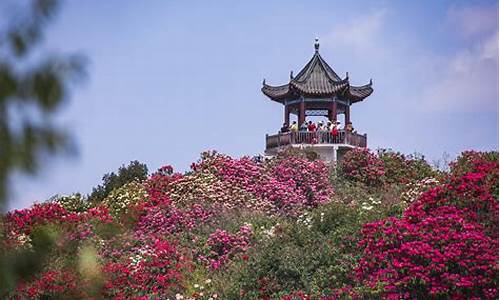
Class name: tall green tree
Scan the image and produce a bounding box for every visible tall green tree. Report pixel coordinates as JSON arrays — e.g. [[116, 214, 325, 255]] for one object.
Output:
[[88, 160, 149, 205], [0, 0, 85, 210]]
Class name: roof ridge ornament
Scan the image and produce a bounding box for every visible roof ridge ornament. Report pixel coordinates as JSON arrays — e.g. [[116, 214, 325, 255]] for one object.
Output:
[[345, 72, 349, 80], [263, 78, 266, 85], [290, 70, 294, 79], [314, 37, 320, 52], [370, 78, 373, 85]]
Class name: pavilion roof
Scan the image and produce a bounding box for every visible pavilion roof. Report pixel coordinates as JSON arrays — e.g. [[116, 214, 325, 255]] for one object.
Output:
[[262, 39, 373, 104]]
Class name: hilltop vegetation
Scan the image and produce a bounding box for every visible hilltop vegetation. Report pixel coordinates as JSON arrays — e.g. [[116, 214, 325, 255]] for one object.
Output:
[[1, 149, 498, 299]]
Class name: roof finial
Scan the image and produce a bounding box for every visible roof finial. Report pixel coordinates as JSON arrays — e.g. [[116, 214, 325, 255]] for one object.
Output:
[[369, 78, 373, 85], [290, 70, 294, 79], [263, 78, 266, 85], [345, 72, 349, 79], [314, 37, 320, 52]]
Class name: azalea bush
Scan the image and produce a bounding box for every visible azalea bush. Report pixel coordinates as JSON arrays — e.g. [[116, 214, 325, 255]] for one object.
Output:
[[53, 193, 89, 213], [399, 177, 440, 206], [338, 148, 386, 187], [450, 150, 499, 197], [354, 156, 499, 299], [1, 149, 498, 299], [102, 181, 148, 217], [173, 150, 333, 215], [102, 239, 190, 299], [198, 224, 253, 270], [338, 148, 437, 188], [377, 149, 436, 185]]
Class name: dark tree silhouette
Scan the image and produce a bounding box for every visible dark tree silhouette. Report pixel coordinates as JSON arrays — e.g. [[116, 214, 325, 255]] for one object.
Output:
[[88, 160, 149, 205], [0, 0, 86, 295], [0, 0, 86, 210]]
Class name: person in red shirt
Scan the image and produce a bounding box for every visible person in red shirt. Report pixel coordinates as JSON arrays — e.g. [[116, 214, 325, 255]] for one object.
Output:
[[330, 120, 340, 142], [307, 121, 316, 132]]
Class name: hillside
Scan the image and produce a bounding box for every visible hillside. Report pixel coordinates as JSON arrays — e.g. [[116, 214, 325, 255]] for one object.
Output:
[[1, 149, 498, 299]]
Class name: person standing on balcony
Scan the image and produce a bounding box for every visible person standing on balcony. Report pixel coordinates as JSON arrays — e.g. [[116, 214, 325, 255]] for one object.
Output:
[[326, 121, 332, 131], [330, 121, 340, 142], [317, 121, 324, 142], [345, 122, 354, 133], [317, 121, 325, 131], [307, 121, 316, 132], [280, 122, 290, 133], [289, 121, 298, 144]]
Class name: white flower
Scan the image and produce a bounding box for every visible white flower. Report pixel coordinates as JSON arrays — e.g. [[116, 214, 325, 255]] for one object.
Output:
[[194, 284, 200, 289], [175, 294, 184, 300], [205, 279, 212, 284]]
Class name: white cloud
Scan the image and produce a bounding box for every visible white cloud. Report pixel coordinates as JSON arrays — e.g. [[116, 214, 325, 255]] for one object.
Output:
[[323, 7, 389, 57], [421, 8, 498, 112]]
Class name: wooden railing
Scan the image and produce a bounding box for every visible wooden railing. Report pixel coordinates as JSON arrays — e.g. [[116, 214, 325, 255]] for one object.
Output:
[[266, 131, 367, 150]]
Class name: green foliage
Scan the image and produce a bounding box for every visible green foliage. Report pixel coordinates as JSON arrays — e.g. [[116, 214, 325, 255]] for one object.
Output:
[[215, 201, 391, 299], [377, 149, 436, 185], [0, 0, 86, 209], [0, 0, 85, 297], [88, 160, 148, 205], [0, 225, 58, 297]]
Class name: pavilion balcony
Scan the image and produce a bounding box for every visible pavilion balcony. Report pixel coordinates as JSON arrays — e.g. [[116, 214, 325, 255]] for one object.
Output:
[[265, 131, 367, 151]]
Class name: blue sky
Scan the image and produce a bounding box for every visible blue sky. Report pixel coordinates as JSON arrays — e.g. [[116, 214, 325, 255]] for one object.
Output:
[[6, 0, 499, 210]]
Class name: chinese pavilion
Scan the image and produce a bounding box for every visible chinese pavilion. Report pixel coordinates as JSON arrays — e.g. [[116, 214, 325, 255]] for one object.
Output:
[[262, 38, 373, 162]]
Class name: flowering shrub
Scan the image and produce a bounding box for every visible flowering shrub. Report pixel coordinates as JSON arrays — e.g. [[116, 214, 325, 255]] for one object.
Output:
[[281, 290, 311, 299], [355, 159, 499, 299], [400, 177, 440, 206], [53, 193, 89, 213], [265, 154, 333, 206], [199, 224, 253, 269], [102, 239, 190, 299], [450, 150, 498, 197], [14, 269, 86, 299], [168, 172, 262, 211], [339, 148, 385, 187], [359, 196, 382, 212], [135, 194, 213, 240], [450, 150, 498, 176], [4, 203, 71, 236], [2, 150, 497, 299], [144, 165, 183, 203], [377, 149, 435, 185], [191, 151, 333, 215], [339, 148, 437, 188], [102, 181, 148, 217]]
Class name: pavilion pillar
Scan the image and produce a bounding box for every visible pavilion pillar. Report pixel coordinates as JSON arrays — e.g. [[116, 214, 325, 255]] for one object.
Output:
[[329, 101, 337, 122], [345, 105, 351, 124], [284, 105, 290, 125], [299, 101, 305, 125]]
